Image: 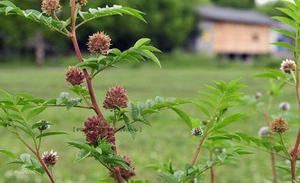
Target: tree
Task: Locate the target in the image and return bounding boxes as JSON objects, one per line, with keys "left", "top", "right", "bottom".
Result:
{"left": 211, "top": 0, "right": 255, "bottom": 9}
{"left": 256, "top": 1, "right": 286, "bottom": 16}
{"left": 85, "top": 0, "right": 209, "bottom": 51}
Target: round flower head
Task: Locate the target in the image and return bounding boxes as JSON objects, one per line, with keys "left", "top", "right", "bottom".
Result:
{"left": 42, "top": 150, "right": 58, "bottom": 167}
{"left": 41, "top": 0, "right": 61, "bottom": 16}
{"left": 76, "top": 0, "right": 87, "bottom": 6}
{"left": 111, "top": 156, "right": 135, "bottom": 181}
{"left": 280, "top": 59, "right": 296, "bottom": 74}
{"left": 255, "top": 92, "right": 262, "bottom": 100}
{"left": 103, "top": 85, "right": 128, "bottom": 110}
{"left": 66, "top": 66, "right": 85, "bottom": 86}
{"left": 87, "top": 32, "right": 111, "bottom": 55}
{"left": 83, "top": 116, "right": 115, "bottom": 146}
{"left": 191, "top": 127, "right": 203, "bottom": 136}
{"left": 270, "top": 117, "right": 288, "bottom": 133}
{"left": 279, "top": 102, "right": 290, "bottom": 111}
{"left": 37, "top": 120, "right": 51, "bottom": 131}
{"left": 258, "top": 126, "right": 270, "bottom": 138}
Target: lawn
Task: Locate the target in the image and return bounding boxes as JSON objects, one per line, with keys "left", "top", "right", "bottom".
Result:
{"left": 0, "top": 62, "right": 298, "bottom": 183}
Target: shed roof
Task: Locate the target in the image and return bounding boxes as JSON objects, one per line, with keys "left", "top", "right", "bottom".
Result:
{"left": 198, "top": 6, "right": 272, "bottom": 25}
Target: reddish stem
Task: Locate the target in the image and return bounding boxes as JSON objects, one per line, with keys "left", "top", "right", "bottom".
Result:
{"left": 265, "top": 111, "right": 279, "bottom": 183}
{"left": 17, "top": 135, "right": 56, "bottom": 183}
{"left": 270, "top": 150, "right": 278, "bottom": 183}
{"left": 69, "top": 1, "right": 123, "bottom": 183}
{"left": 191, "top": 134, "right": 207, "bottom": 165}
{"left": 290, "top": 129, "right": 300, "bottom": 183}
{"left": 210, "top": 166, "right": 215, "bottom": 183}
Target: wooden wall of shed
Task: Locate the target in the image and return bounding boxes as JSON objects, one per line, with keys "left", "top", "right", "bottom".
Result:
{"left": 212, "top": 22, "right": 271, "bottom": 54}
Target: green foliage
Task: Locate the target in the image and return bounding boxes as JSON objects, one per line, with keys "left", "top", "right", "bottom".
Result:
{"left": 0, "top": 1, "right": 69, "bottom": 36}
{"left": 85, "top": 0, "right": 202, "bottom": 51}
{"left": 77, "top": 38, "right": 161, "bottom": 77}
{"left": 211, "top": 0, "right": 255, "bottom": 9}
{"left": 111, "top": 96, "right": 189, "bottom": 137}
{"left": 272, "top": 1, "right": 300, "bottom": 58}
{"left": 68, "top": 140, "right": 129, "bottom": 170}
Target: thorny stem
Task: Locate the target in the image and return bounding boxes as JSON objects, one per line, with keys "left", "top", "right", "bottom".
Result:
{"left": 69, "top": 1, "right": 123, "bottom": 182}
{"left": 15, "top": 133, "right": 56, "bottom": 183}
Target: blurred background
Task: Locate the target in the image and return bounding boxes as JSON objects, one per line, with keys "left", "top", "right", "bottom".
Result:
{"left": 0, "top": 0, "right": 298, "bottom": 182}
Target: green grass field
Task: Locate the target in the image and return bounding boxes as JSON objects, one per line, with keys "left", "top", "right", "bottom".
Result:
{"left": 0, "top": 62, "right": 298, "bottom": 183}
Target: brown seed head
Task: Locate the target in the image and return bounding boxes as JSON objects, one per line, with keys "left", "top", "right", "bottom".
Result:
{"left": 41, "top": 0, "right": 61, "bottom": 16}
{"left": 103, "top": 85, "right": 128, "bottom": 110}
{"left": 270, "top": 117, "right": 288, "bottom": 133}
{"left": 87, "top": 32, "right": 111, "bottom": 55}
{"left": 66, "top": 66, "right": 85, "bottom": 86}
{"left": 83, "top": 116, "right": 115, "bottom": 146}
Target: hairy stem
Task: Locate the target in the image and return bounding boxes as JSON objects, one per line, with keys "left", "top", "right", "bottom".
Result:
{"left": 69, "top": 1, "right": 123, "bottom": 182}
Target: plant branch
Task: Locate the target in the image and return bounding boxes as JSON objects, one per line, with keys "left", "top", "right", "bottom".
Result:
{"left": 191, "top": 133, "right": 208, "bottom": 166}
{"left": 44, "top": 104, "right": 93, "bottom": 110}
{"left": 290, "top": 129, "right": 300, "bottom": 183}
{"left": 279, "top": 134, "right": 291, "bottom": 159}
{"left": 209, "top": 150, "right": 215, "bottom": 183}
{"left": 270, "top": 149, "right": 278, "bottom": 183}
{"left": 15, "top": 133, "right": 56, "bottom": 183}
{"left": 69, "top": 1, "right": 123, "bottom": 182}
{"left": 70, "top": 0, "right": 104, "bottom": 120}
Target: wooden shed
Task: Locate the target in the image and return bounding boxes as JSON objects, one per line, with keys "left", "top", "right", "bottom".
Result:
{"left": 194, "top": 6, "right": 276, "bottom": 58}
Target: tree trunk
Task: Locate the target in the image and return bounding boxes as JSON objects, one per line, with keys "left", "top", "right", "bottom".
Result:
{"left": 34, "top": 31, "right": 45, "bottom": 67}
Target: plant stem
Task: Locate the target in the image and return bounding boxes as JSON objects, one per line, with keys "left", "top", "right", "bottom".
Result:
{"left": 15, "top": 134, "right": 56, "bottom": 183}
{"left": 290, "top": 130, "right": 300, "bottom": 183}
{"left": 191, "top": 134, "right": 208, "bottom": 166}
{"left": 69, "top": 1, "right": 123, "bottom": 182}
{"left": 270, "top": 149, "right": 278, "bottom": 183}
{"left": 293, "top": 28, "right": 300, "bottom": 182}
{"left": 209, "top": 150, "right": 215, "bottom": 183}
{"left": 279, "top": 134, "right": 291, "bottom": 159}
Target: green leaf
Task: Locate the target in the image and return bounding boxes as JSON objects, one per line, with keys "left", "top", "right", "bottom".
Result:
{"left": 134, "top": 38, "right": 151, "bottom": 48}
{"left": 273, "top": 28, "right": 295, "bottom": 39}
{"left": 0, "top": 149, "right": 17, "bottom": 158}
{"left": 141, "top": 50, "right": 161, "bottom": 68}
{"left": 78, "top": 5, "right": 146, "bottom": 27}
{"left": 255, "top": 69, "right": 286, "bottom": 79}
{"left": 0, "top": 1, "right": 68, "bottom": 32}
{"left": 272, "top": 41, "right": 295, "bottom": 51}
{"left": 213, "top": 113, "right": 246, "bottom": 131}
{"left": 276, "top": 7, "right": 300, "bottom": 21}
{"left": 26, "top": 106, "right": 46, "bottom": 120}
{"left": 36, "top": 131, "right": 67, "bottom": 138}
{"left": 76, "top": 150, "right": 91, "bottom": 161}
{"left": 273, "top": 16, "right": 297, "bottom": 29}
{"left": 171, "top": 107, "right": 192, "bottom": 129}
